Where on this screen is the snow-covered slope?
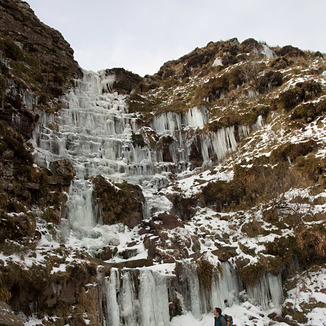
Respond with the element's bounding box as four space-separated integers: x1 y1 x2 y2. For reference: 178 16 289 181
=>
1 32 326 325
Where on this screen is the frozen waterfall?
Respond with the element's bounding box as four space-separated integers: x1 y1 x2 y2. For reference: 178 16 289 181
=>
32 70 260 183
103 262 283 325
104 268 170 326
31 69 259 245
29 69 281 325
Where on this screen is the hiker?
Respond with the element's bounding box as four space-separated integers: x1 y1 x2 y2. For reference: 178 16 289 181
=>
213 307 227 326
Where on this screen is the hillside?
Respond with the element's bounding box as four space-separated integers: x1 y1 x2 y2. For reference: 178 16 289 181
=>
1 1 326 325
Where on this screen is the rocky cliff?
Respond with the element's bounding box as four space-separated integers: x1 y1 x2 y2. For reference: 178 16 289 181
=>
1 1 326 326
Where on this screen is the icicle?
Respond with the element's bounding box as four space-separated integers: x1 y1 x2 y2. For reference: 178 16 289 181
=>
184 107 208 129
152 112 182 135
238 125 251 138
247 272 283 310
200 127 237 165
267 273 284 309
138 270 170 326
253 115 263 129
105 269 120 326
261 43 276 59
180 263 203 318
211 262 240 310
68 179 96 230
119 271 138 326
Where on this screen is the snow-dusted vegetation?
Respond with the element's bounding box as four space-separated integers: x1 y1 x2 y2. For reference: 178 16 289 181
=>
1 2 326 325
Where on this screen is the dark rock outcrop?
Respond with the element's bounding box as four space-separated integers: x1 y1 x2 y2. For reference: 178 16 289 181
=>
0 301 23 326
0 0 81 139
0 0 80 87
101 68 142 94
275 45 306 58
92 175 145 227
49 159 76 187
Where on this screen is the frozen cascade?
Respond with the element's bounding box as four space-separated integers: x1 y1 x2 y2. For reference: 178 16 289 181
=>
32 70 260 181
66 179 96 231
185 107 208 129
211 262 240 310
177 262 239 318
119 271 138 326
151 107 210 165
103 262 284 325
32 70 242 242
181 263 203 318
247 273 284 311
201 127 237 164
105 269 120 326
29 69 278 323
139 270 170 326
152 106 208 135
173 261 283 319
261 43 276 59
104 268 170 326
152 112 183 135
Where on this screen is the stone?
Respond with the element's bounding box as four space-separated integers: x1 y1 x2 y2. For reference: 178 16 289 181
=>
0 211 36 242
152 213 184 230
0 301 23 326
212 246 237 262
49 159 76 186
92 175 145 227
101 68 142 94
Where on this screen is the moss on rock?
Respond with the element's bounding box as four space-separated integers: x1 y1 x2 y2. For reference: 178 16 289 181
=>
92 175 145 227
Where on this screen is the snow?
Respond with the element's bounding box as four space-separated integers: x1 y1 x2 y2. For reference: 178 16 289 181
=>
140 263 176 275
212 57 223 67
51 263 66 274
283 265 326 325
170 304 289 326
17 63 326 325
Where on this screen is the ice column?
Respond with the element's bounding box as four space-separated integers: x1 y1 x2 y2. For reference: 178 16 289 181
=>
104 269 170 326
247 272 283 310
211 262 240 310
67 179 96 230
184 106 208 129
105 269 120 326
139 270 170 326
119 271 138 326
180 263 203 318
201 127 237 165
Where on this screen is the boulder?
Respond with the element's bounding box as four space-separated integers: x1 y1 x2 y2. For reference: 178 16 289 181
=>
49 159 75 186
92 175 145 227
212 246 237 262
101 68 142 94
152 213 184 230
0 210 36 242
0 301 23 326
240 38 260 53
275 45 306 58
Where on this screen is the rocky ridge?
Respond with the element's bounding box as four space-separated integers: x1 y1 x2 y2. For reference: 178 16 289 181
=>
1 1 326 325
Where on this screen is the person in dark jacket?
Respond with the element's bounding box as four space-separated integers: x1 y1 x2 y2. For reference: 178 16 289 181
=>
213 307 227 326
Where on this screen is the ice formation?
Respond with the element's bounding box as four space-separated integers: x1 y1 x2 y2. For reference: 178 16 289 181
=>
31 70 282 325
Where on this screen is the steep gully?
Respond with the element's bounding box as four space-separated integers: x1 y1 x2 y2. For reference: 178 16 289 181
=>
31 70 281 324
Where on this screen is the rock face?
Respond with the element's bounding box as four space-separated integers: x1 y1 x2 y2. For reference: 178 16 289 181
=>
0 0 79 248
0 0 81 141
92 175 145 227
0 0 79 89
1 1 326 325
100 68 143 94
0 301 23 326
49 159 76 187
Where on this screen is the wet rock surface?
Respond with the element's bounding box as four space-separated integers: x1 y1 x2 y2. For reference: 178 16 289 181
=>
92 175 145 227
